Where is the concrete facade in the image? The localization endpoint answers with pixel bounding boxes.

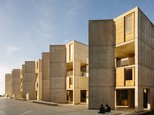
[22,61,36,100]
[50,45,67,103]
[137,8,154,111]
[66,41,88,104]
[42,52,51,101]
[5,74,12,97]
[89,7,154,112]
[41,41,88,104]
[89,20,115,109]
[12,69,22,99]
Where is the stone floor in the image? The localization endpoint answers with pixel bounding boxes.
[0,98,150,115]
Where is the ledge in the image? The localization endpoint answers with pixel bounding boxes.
[33,100,58,106]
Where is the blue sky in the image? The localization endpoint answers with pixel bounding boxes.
[0,0,154,94]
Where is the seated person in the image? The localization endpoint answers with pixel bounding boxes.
[98,104,105,114]
[105,104,111,112]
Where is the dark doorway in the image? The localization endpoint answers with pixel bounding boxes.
[81,90,86,102]
[143,89,148,108]
[67,90,73,103]
[116,89,135,107]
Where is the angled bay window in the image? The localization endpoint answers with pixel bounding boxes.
[125,14,132,34]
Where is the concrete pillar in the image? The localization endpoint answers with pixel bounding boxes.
[50,45,67,103]
[73,60,81,104]
[42,53,50,101]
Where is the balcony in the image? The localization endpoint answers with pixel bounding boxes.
[116,57,135,68]
[35,82,39,91]
[20,83,22,92]
[66,76,73,90]
[67,71,73,76]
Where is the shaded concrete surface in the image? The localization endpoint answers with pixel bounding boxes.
[0,98,149,115]
[33,100,57,106]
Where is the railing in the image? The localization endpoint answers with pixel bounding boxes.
[67,71,88,77]
[116,57,135,67]
[67,71,73,76]
[80,72,88,77]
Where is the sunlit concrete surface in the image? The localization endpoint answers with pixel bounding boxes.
[0,98,140,115]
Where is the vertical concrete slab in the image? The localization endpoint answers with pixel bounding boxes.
[42,52,50,101]
[5,74,12,97]
[73,61,81,104]
[23,61,37,100]
[22,64,26,99]
[89,20,115,109]
[12,69,22,99]
[137,8,154,111]
[50,45,67,103]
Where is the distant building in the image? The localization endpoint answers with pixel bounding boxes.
[12,69,22,99]
[42,40,88,104]
[22,60,42,100]
[89,7,154,111]
[5,74,12,97]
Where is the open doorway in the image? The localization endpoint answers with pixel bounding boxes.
[81,90,86,103]
[67,90,73,103]
[143,89,150,109]
[116,89,134,108]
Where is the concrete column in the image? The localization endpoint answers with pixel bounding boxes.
[73,60,81,104]
[42,53,50,101]
[50,45,67,103]
[12,69,22,99]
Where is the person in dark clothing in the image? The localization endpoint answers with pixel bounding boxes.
[98,104,105,114]
[105,104,111,112]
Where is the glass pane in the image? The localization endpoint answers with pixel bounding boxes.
[125,15,132,34]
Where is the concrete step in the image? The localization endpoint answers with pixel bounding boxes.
[33,100,58,106]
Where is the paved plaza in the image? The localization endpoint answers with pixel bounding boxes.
[0,98,147,115]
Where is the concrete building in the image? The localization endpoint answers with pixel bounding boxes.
[50,45,67,103]
[12,69,22,99]
[22,60,42,100]
[5,74,13,97]
[42,40,88,104]
[89,7,154,111]
[66,41,88,104]
[89,7,154,112]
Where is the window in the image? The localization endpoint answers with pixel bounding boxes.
[69,44,73,60]
[125,68,132,80]
[125,14,132,34]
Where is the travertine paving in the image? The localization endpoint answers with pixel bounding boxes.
[0,98,140,115]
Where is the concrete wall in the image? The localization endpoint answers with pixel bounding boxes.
[137,8,154,111]
[12,69,21,99]
[23,61,36,100]
[42,52,50,101]
[50,45,67,103]
[89,20,115,109]
[5,74,12,97]
[74,41,88,62]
